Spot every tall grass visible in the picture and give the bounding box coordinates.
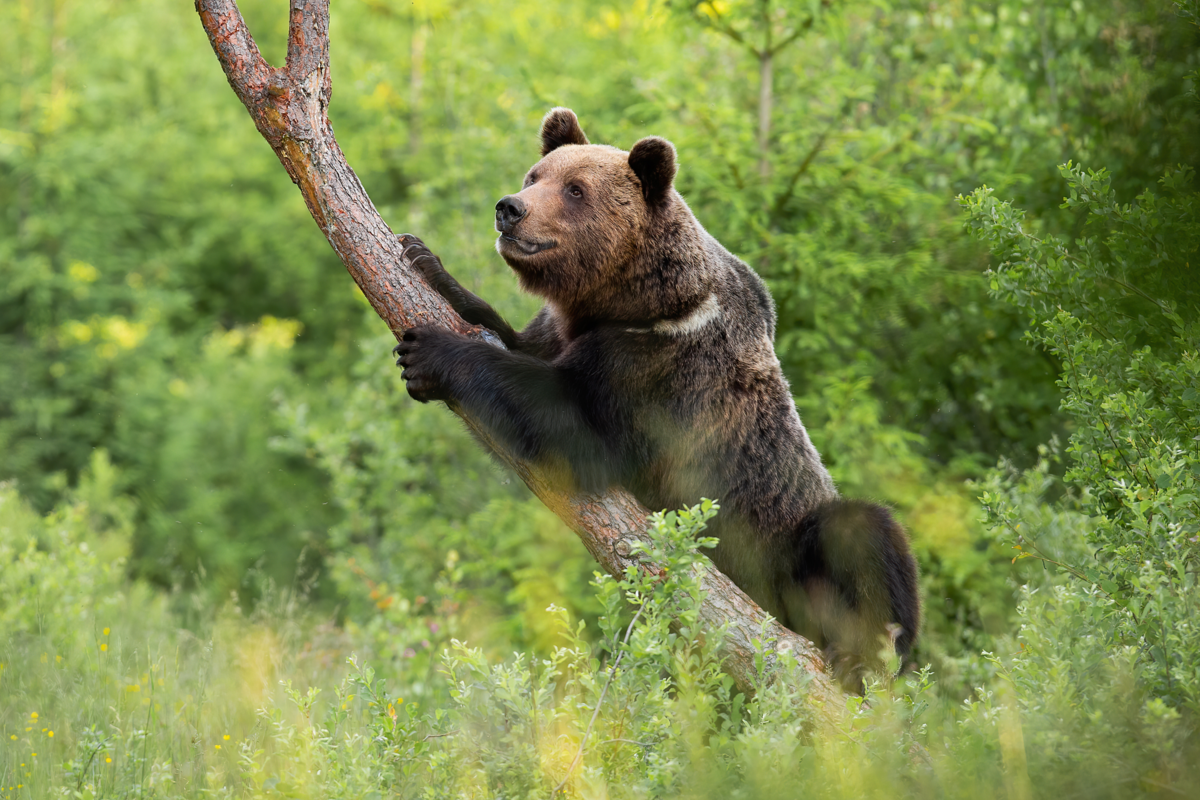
[4,482,1198,798]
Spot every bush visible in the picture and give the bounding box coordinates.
[963,163,1200,713]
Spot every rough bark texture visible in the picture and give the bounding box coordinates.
[195,0,838,707]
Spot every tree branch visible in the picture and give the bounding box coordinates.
[195,0,838,708]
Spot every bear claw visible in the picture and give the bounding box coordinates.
[391,326,453,403]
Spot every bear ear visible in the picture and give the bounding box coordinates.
[540,107,589,156]
[628,136,677,206]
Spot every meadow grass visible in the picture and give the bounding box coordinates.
[4,487,1199,799]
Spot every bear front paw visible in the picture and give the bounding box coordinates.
[392,325,455,403]
[397,233,448,286]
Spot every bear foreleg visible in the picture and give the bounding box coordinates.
[393,325,615,491]
[398,234,523,350]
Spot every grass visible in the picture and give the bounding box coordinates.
[4,486,1200,799]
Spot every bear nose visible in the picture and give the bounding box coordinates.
[495,195,527,233]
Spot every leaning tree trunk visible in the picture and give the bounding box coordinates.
[195,0,838,708]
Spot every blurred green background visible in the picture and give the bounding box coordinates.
[1,0,1198,796]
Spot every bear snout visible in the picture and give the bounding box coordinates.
[495,195,528,233]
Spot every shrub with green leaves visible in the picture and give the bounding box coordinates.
[963,162,1200,714]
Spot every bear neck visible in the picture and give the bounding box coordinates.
[557,194,724,335]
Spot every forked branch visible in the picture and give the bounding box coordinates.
[194,0,837,707]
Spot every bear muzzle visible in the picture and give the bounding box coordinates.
[497,233,557,257]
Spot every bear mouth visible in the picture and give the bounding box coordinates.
[498,234,556,256]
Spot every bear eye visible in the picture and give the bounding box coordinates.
[568,185,583,198]
[524,174,536,188]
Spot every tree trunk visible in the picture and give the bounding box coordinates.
[409,15,423,157]
[194,0,838,709]
[758,49,772,180]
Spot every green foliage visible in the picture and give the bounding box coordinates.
[963,162,1200,711]
[969,451,1200,793]
[0,470,355,800]
[119,318,335,596]
[4,0,1200,794]
[7,491,1198,798]
[0,453,133,645]
[425,501,739,796]
[0,0,356,591]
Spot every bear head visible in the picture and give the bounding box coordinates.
[494,108,685,321]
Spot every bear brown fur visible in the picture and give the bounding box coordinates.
[393,108,921,688]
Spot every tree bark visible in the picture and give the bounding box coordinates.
[195,0,838,708]
[758,49,772,181]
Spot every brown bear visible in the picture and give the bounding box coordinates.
[393,108,920,688]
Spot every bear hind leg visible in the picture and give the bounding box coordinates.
[780,498,920,692]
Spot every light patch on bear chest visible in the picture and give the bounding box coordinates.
[626,293,721,337]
